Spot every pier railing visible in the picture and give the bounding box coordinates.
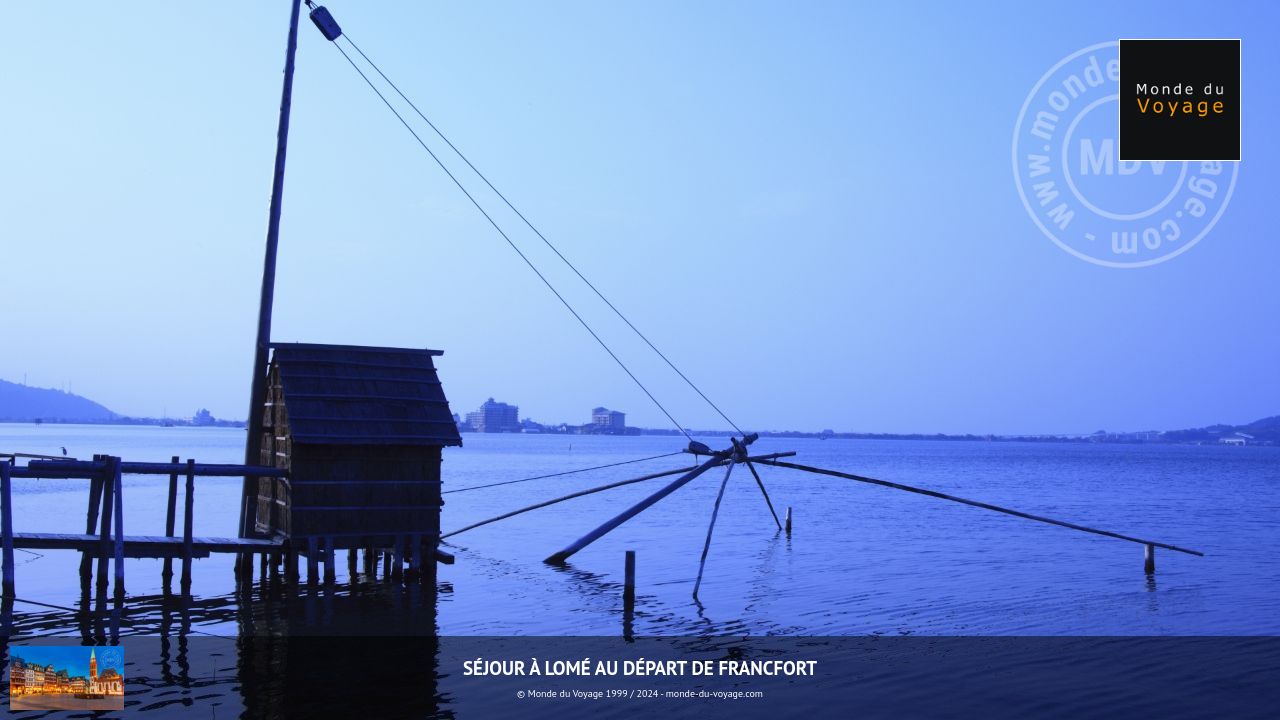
[1,455,287,600]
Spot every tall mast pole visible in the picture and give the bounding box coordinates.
[240,0,304,542]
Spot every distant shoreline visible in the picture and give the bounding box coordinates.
[0,418,246,429]
[4,418,1273,447]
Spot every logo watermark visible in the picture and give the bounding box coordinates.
[1012,41,1238,268]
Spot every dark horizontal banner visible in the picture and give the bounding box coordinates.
[4,636,1278,719]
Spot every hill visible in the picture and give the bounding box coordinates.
[0,379,118,422]
[1161,415,1280,444]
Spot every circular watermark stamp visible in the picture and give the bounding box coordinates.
[1012,41,1238,268]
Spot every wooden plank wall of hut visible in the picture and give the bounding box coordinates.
[255,364,292,536]
[288,444,442,544]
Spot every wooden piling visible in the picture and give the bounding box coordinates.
[382,550,391,578]
[111,457,125,598]
[785,507,792,536]
[307,537,319,585]
[408,534,422,581]
[80,458,105,581]
[96,461,115,592]
[347,548,357,579]
[162,455,179,581]
[323,537,337,584]
[1,461,15,600]
[623,549,635,611]
[181,459,195,591]
[391,536,404,581]
[363,546,375,576]
[1144,544,1156,574]
[285,548,298,582]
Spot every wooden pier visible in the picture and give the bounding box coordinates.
[1,455,289,600]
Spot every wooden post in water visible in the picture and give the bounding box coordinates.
[285,548,298,583]
[307,537,319,585]
[162,455,179,583]
[408,534,422,581]
[382,550,391,578]
[1,461,15,600]
[347,548,357,580]
[623,550,636,611]
[323,537,336,584]
[111,457,125,599]
[363,546,375,577]
[1144,544,1156,574]
[785,507,792,536]
[391,536,404,581]
[96,461,115,593]
[80,456,105,583]
[181,459,195,592]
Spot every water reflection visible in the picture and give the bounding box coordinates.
[1145,573,1160,613]
[1,571,449,718]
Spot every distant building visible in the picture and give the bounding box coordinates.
[465,398,521,433]
[587,407,627,434]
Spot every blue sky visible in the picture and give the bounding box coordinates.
[1,1,1275,434]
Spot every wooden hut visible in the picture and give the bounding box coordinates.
[249,343,461,564]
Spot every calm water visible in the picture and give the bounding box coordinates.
[2,424,1277,636]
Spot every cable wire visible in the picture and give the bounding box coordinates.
[443,451,684,494]
[339,33,744,436]
[329,40,692,441]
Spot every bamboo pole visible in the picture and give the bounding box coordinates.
[545,453,728,565]
[241,0,304,543]
[442,464,701,540]
[757,459,1204,557]
[443,453,795,542]
[743,460,782,530]
[692,461,736,601]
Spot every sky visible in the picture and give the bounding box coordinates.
[1,1,1276,435]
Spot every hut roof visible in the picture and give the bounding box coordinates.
[270,343,462,446]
